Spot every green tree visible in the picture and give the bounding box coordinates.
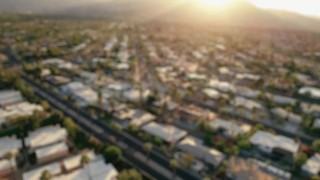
[118,169,142,180]
[103,145,122,163]
[295,152,308,167]
[40,170,52,180]
[312,139,320,151]
[63,118,78,138]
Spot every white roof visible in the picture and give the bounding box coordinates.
[312,119,320,129]
[299,87,320,99]
[250,131,300,154]
[25,126,67,148]
[35,142,68,160]
[177,136,225,167]
[209,119,251,137]
[23,162,61,180]
[302,154,320,176]
[123,89,150,102]
[141,122,187,143]
[0,136,22,158]
[88,160,118,180]
[235,87,260,98]
[236,73,260,81]
[62,151,96,171]
[270,95,296,106]
[209,80,235,93]
[202,88,221,99]
[0,159,16,171]
[233,96,262,110]
[130,110,156,127]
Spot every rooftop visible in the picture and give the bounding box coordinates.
[141,122,187,143]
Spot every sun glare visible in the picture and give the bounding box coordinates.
[199,0,231,7]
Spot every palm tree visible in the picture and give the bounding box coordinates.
[80,154,91,180]
[143,143,153,161]
[40,170,52,180]
[170,159,179,180]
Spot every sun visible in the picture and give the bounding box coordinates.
[199,0,231,7]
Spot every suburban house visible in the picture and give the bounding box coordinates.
[0,90,23,107]
[0,136,22,158]
[208,119,252,138]
[25,126,68,150]
[177,136,225,168]
[271,108,303,124]
[302,153,320,177]
[35,142,69,164]
[141,122,187,144]
[249,131,300,162]
[299,87,320,99]
[227,156,291,180]
[0,159,17,179]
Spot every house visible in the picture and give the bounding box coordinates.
[227,156,291,180]
[0,136,22,158]
[235,87,260,99]
[114,108,155,128]
[177,136,225,168]
[299,87,320,99]
[62,150,97,172]
[0,90,23,107]
[0,101,43,125]
[209,119,252,138]
[55,159,118,180]
[233,96,263,111]
[209,79,235,93]
[25,126,68,149]
[35,142,69,164]
[312,119,320,129]
[22,162,62,180]
[123,88,150,102]
[269,95,296,106]
[0,159,17,179]
[271,108,303,124]
[235,73,261,86]
[249,131,300,161]
[45,75,71,86]
[177,104,217,124]
[302,153,320,176]
[141,122,187,144]
[301,103,320,117]
[202,88,221,100]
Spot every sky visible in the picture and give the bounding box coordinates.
[249,0,320,17]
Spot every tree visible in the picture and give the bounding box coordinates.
[63,118,78,138]
[118,169,142,180]
[182,153,195,168]
[40,170,52,180]
[103,145,122,163]
[295,152,308,168]
[170,159,179,180]
[312,139,320,151]
[143,142,153,161]
[41,101,50,110]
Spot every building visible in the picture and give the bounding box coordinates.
[227,156,291,180]
[0,90,23,107]
[249,131,300,161]
[0,159,17,179]
[313,119,320,129]
[35,142,69,164]
[209,79,235,93]
[271,108,302,124]
[141,122,187,144]
[209,119,252,138]
[25,126,68,149]
[302,153,320,176]
[177,136,225,168]
[62,150,97,172]
[299,87,320,99]
[54,159,118,180]
[22,162,62,180]
[0,136,22,158]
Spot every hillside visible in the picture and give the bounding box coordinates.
[0,0,320,32]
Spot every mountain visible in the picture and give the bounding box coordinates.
[0,0,320,32]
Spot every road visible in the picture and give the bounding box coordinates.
[22,74,201,180]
